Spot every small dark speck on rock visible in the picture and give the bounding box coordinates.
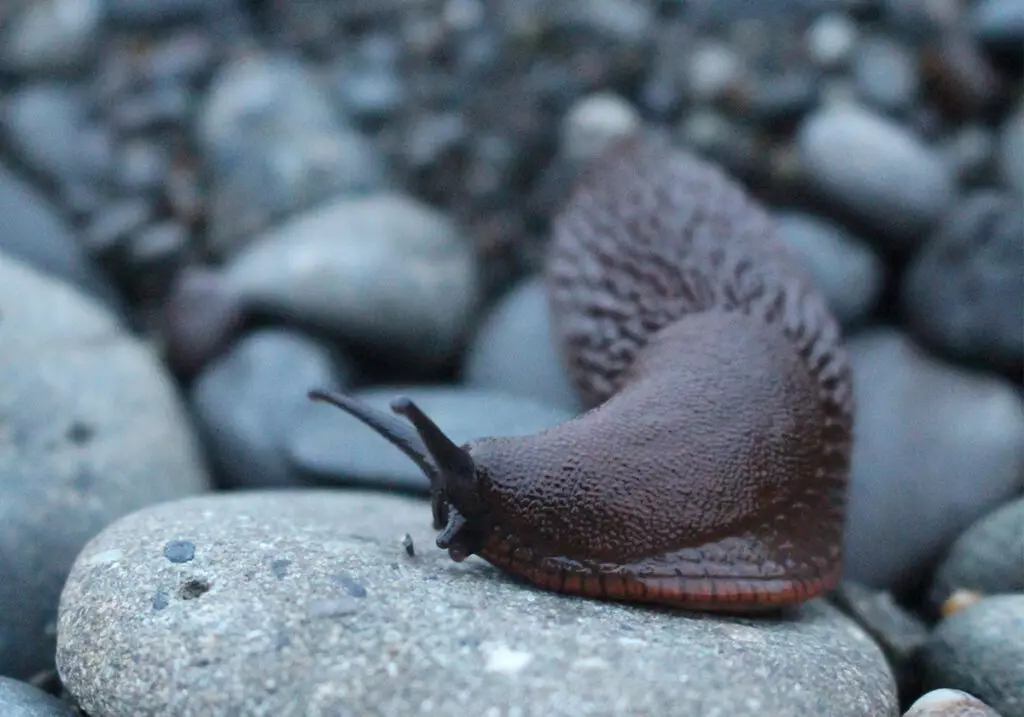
[270,558,291,579]
[163,540,195,563]
[179,578,210,600]
[66,420,94,444]
[402,533,415,557]
[330,573,367,598]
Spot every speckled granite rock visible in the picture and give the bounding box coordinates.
[57,491,900,717]
[922,595,1024,717]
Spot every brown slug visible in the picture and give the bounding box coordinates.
[308,132,854,612]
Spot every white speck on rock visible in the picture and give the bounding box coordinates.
[482,643,533,676]
[85,548,124,565]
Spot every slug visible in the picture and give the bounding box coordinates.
[309,132,854,612]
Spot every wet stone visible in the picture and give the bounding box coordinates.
[56,491,899,717]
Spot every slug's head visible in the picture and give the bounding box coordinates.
[307,389,491,562]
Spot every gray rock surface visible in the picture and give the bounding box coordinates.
[904,689,1004,717]
[191,328,352,488]
[922,595,1024,717]
[0,677,78,717]
[197,51,391,255]
[223,192,481,370]
[0,253,210,679]
[796,103,956,247]
[0,165,119,308]
[57,491,899,717]
[998,102,1024,197]
[464,276,582,412]
[288,386,576,493]
[901,191,1024,372]
[775,211,884,326]
[841,329,1024,595]
[0,0,103,75]
[928,498,1024,612]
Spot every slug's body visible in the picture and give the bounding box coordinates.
[311,133,853,612]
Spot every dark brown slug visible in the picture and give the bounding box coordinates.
[309,132,854,612]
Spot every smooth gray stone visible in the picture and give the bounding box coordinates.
[191,328,351,488]
[223,192,480,370]
[928,498,1024,612]
[57,491,899,717]
[841,329,1024,596]
[922,595,1024,717]
[797,103,956,248]
[775,211,885,326]
[464,276,583,412]
[0,678,78,717]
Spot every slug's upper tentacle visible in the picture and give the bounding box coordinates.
[307,390,485,555]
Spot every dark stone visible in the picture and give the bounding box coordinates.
[928,498,1024,614]
[163,540,195,564]
[189,328,350,489]
[901,190,1023,372]
[922,595,1024,716]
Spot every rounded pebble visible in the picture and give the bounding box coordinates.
[0,0,103,75]
[928,498,1024,612]
[0,164,119,308]
[288,386,575,493]
[197,51,391,255]
[0,677,78,717]
[222,192,481,370]
[559,92,641,164]
[774,211,885,326]
[56,491,899,717]
[464,276,582,411]
[841,329,1024,595]
[901,190,1023,372]
[796,104,956,248]
[853,34,920,113]
[0,253,210,679]
[922,595,1024,717]
[905,689,1004,716]
[190,328,352,489]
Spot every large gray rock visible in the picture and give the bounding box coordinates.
[841,329,1024,595]
[0,253,210,679]
[222,192,481,370]
[57,491,900,717]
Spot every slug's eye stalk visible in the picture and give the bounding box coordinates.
[306,389,483,560]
